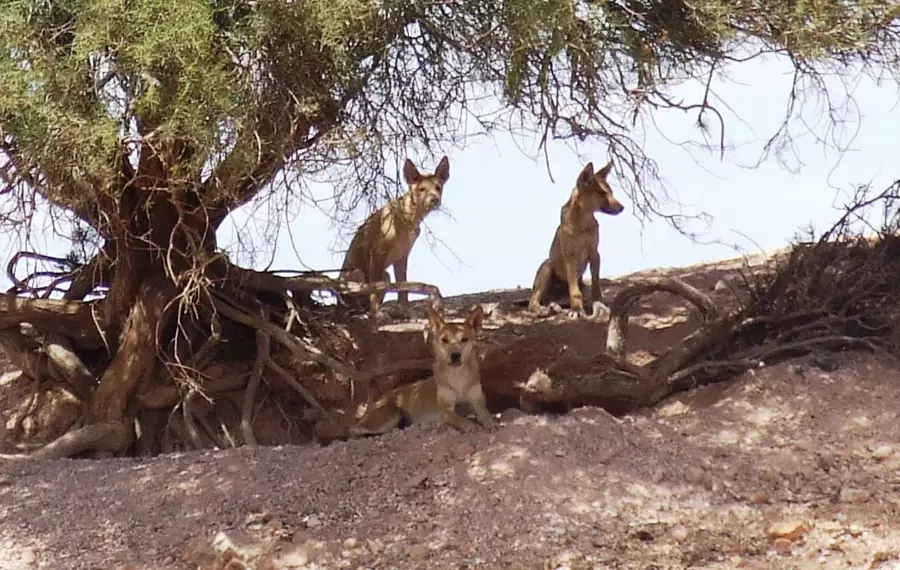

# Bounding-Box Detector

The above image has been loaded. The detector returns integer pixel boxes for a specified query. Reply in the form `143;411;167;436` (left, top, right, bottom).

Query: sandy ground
2;352;900;569
2;251;900;569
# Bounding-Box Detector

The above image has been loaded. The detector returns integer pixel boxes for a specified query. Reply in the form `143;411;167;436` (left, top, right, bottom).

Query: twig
265;360;337;429
182;390;205;450
242;325;270;447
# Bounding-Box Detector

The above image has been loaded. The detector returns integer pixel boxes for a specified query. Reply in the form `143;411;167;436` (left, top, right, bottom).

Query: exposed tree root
241;327;271;447
182;390;205;450
31;422;132;460
605;276;719;361
521;228;900;412
6;204;900;458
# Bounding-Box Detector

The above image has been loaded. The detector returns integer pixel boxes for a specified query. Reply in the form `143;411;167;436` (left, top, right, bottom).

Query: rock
749;491;771;505
245;511;270;528
342;538;359;550
847;524;864;537
265;546;311;569
453;443;475;459
714;278;729;292
305;514;322;528
657;401;689;417
685;466;705;484
767;521;808;540
871;445;893;460
211;530;267;560
407;544;429;560
406;473;428;490
839;487;871;503
670;525;689;541
774;538;793;556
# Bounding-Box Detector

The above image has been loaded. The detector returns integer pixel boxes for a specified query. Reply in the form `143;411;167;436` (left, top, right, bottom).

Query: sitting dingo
340;156;450;320
528;160;624;319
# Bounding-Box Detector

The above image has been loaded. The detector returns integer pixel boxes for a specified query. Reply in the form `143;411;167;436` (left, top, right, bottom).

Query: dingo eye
460;337;469;343
441;336;450;344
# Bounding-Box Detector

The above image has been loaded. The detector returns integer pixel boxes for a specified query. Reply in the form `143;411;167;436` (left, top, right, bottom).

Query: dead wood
30;422;132;460
605;276;719;361
513;227;900;413
223;264;445;314
7;205;900;459
43;336;95;400
0;293;104;348
242;326;271;447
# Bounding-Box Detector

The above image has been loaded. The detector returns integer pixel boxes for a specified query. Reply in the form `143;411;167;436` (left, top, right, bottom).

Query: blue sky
3;53;898;300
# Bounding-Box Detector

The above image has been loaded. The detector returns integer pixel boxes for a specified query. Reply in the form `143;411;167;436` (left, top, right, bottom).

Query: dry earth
3;250;900;570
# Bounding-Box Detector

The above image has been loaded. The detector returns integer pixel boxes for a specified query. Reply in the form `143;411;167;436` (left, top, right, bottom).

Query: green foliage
0;0;897;236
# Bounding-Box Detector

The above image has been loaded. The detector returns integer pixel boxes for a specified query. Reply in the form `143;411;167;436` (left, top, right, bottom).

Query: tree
0;0;898;458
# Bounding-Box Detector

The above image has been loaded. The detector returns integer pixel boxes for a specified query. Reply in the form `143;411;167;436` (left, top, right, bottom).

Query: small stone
685;466;705;484
453;443;475;459
342;538;358;550
729;555;744;567
657;401;689;417
18;547;37;566
268;546;310;569
774;538;793;556
211;530;266;560
714;279;729;292
847;524;864;537
839;487;871;503
406;473;428;489
408;544;429;560
670;526;689;541
749;491;771;505
305;515;321;528
871;445;893;460
767;521;808;540
245;512;270;528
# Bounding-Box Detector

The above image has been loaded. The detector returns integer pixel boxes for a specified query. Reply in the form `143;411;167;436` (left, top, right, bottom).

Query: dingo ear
576;162;595;189
464;305;485;331
427;306;444;332
403;158;423;185
434;155;450;183
596;159;613;179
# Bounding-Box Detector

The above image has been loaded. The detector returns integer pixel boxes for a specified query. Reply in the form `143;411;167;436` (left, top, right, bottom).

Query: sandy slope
2;252;900;569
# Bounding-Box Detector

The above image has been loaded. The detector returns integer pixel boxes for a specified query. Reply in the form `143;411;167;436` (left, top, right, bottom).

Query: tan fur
315;305;495;442
340;156;450;318
528;160;624;317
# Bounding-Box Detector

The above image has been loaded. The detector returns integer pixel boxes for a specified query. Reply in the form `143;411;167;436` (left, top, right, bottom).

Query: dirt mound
2;249;900;569
2;353;900;569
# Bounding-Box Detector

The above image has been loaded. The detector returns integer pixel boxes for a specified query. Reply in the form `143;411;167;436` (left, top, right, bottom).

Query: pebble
685;466;705;484
407;544;429;560
871;445;893;460
839;487;871;503
749;491;771;504
453;443;475;459
774;538;792;556
767;521;808;540
670;525;689;541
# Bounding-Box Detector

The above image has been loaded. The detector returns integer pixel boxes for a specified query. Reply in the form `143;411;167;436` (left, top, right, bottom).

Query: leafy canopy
0;0;898;241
